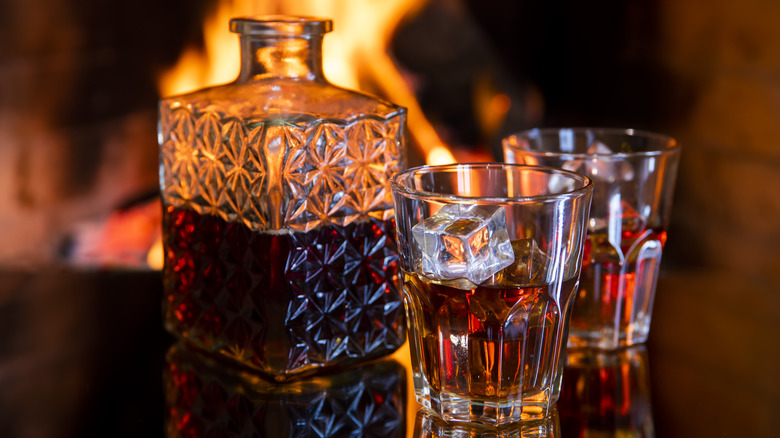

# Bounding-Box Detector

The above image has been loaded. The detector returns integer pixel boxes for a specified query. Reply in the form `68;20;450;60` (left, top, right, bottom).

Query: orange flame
156;0;455;165
151;0;463;270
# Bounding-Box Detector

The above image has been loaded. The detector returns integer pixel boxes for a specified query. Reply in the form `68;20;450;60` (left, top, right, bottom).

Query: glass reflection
164;342;407;437
413;408;560;437
558;346;654;437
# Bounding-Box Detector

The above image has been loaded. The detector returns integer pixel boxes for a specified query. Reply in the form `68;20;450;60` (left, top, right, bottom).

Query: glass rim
503;127;680;159
390;162;593;204
229;16;333;36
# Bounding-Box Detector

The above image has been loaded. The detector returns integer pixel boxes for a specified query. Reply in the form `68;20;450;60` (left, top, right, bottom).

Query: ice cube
499;238;550;285
548;159;584;193
592;199;647;251
468;292;512;324
587;140;613;155
620;200;646;233
412;204;515;285
585;141;634;182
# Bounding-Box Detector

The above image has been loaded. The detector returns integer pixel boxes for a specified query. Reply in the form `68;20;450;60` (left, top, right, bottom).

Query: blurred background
2;0;778;280
1;0;778;436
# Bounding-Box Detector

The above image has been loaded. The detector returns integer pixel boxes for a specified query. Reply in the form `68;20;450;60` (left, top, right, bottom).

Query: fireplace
1;0;779;284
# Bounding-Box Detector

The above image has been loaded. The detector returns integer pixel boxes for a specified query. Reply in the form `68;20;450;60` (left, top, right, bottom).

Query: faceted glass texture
162;207;405;376
159;17;407;379
159;108;405;231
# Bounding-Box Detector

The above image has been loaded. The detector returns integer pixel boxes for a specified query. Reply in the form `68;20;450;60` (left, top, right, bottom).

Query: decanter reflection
164;343;407;437
414;408;560;438
558;346;654;438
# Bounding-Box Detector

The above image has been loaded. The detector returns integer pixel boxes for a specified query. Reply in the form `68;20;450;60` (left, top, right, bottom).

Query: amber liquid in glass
163;205;405;379
403;270;577;421
569;222;666;348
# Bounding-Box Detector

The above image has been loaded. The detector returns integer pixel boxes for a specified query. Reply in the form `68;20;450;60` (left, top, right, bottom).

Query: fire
150;0;465;269
146;237;164;270
156;0;455;165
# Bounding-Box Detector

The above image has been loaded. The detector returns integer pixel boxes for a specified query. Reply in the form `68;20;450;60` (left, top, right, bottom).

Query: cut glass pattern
160;107;404;231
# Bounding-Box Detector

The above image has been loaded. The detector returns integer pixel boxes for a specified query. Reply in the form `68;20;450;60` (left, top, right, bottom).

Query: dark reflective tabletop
0;268;777;437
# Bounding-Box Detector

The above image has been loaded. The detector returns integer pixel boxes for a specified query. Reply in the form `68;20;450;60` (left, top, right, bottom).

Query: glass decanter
158;16;407;380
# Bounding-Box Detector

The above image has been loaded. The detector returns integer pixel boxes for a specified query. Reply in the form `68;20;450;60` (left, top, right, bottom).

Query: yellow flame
152;0;469;275
157;0;420;95
156;0;453;166
427;146;457;165
157;1;245;96
147;238;164;270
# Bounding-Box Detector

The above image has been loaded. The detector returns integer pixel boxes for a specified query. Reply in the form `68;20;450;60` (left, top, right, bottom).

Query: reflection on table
164;343;407;437
414;408;559;437
558;346;654;438
408;346;652;437
0;269;777;437
163;342;654;438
